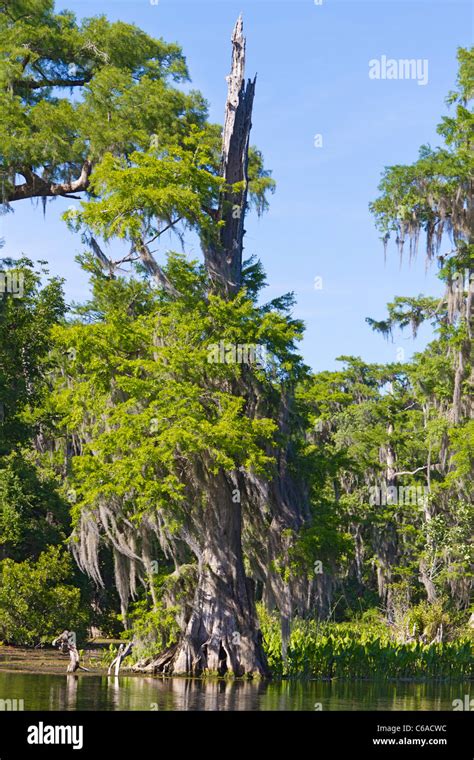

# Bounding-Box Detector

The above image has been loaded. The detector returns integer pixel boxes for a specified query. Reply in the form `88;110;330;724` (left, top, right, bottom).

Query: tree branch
14;75;92;90
7;160;92;203
145;216;183;246
393;464;440;477
134;237;181;297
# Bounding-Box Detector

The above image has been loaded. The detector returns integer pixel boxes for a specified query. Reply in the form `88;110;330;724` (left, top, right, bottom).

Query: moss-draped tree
2;6;314;676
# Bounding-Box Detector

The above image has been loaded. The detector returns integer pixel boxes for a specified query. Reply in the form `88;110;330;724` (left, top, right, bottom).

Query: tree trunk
138;470;269;677
418;559;438;604
377;424;398;608
203;15;255;296
166;17;267;677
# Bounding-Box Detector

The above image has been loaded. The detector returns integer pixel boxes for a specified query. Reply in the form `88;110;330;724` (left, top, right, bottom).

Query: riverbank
1;637;471;682
0;645;108;676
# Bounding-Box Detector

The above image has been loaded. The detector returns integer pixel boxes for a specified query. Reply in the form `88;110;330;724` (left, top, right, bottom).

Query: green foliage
0;453;68;560
0;0;275;240
259;606;473;679
69;131;223;243
0;1;197;194
123;600;180;660
296;341;473;616
366;296;442;340
370;47;473;264
0;259;65;453
405;601;453;641
48;254;305;532
0;546;89;645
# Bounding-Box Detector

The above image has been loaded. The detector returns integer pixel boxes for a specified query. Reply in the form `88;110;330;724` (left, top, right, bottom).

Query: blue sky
2;0;472;371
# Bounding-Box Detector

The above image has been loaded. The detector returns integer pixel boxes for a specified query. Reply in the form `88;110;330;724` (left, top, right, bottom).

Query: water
0;671;470;711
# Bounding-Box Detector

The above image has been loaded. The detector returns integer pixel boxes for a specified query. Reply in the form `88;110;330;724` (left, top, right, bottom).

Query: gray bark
52;630;89;673
203;15;255;296
108;641;133;675
166;17;268;677
136;468;269;677
7;161;92;202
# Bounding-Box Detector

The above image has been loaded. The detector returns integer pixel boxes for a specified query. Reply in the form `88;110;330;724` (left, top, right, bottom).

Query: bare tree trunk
108;641;133;675
203;15;255;296
450;262;473;423
377;424;398;609
418;558;438;604
451;340;468;424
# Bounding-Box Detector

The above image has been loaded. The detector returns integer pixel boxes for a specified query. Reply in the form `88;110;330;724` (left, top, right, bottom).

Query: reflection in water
109;676;121;710
65;674;78;710
0;670;469;711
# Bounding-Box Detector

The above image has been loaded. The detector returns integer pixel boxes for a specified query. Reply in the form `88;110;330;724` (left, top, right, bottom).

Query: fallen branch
52;630;90;673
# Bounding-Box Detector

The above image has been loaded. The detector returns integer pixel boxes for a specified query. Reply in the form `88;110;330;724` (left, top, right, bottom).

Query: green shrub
406;600;452;641
123;598;180;661
0;546;89;645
